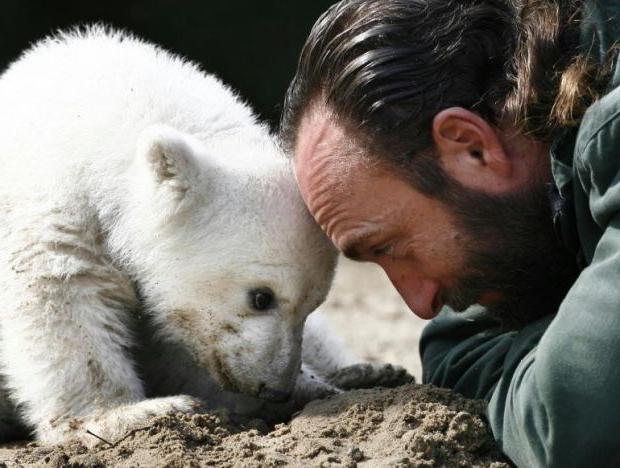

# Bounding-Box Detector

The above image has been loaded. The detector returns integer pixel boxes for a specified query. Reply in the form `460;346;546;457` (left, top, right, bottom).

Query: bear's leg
301;311;358;376
300;311;414;394
0;219;198;446
0;375;31;441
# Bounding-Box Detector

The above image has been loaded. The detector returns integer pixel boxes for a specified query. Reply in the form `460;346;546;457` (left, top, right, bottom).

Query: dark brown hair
281;0;614;196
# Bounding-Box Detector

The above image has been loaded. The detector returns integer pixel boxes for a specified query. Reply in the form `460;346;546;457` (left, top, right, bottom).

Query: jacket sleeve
420;308;552;402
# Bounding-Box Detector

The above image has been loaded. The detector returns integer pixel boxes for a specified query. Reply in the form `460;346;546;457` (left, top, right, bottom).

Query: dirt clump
1;384;510;467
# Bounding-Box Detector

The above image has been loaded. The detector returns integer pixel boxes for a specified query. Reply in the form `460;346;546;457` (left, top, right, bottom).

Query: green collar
549;128;578;198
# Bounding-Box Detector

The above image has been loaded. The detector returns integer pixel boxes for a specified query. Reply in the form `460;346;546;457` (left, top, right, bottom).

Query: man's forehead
293;109;370;237
296;109;351;170
294;108;372;191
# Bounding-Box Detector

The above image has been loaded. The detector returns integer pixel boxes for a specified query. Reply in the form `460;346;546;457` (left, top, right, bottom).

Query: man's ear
432;107;512;192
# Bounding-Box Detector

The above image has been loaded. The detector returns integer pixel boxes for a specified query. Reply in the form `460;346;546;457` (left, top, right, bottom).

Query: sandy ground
0;258;511;467
320;258;427;380
5;384;509;467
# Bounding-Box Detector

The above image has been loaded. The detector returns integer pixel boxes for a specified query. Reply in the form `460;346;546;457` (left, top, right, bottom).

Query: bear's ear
136;124;200;204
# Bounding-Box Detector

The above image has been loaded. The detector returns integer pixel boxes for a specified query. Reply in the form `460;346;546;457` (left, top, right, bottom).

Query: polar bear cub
0;28;339;444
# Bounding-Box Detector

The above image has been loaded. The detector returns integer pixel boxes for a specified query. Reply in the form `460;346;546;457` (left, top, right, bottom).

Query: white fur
0;27;342;445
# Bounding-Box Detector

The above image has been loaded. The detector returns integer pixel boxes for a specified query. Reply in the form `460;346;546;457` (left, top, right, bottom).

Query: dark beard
439;182;581;330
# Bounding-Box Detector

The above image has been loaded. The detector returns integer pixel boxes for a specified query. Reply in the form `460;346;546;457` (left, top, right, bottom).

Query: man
281;0;620;465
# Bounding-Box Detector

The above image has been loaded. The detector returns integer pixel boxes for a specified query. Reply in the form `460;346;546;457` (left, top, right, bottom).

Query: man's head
282;0;593;326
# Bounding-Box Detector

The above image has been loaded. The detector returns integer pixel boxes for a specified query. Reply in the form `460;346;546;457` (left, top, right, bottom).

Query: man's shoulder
572;0;620;164
574;82;620;176
576;86;620;154
571;77;620;240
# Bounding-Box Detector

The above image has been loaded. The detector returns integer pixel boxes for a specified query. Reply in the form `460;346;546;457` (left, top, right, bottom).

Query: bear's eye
249;287;276;311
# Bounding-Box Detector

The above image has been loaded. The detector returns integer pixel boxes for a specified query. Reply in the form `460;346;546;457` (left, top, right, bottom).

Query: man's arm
421;307;552;401
487;215;620;466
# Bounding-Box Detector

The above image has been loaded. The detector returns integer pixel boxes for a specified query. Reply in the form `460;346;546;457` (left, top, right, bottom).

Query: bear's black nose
258;386;291;402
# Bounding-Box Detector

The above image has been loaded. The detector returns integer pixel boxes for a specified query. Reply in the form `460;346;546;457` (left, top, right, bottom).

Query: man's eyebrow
342;244;362;260
341;231;378;260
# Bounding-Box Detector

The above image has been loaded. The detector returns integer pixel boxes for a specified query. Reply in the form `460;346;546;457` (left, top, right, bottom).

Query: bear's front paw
328;363;414;390
40;395;203;447
83;395;203;447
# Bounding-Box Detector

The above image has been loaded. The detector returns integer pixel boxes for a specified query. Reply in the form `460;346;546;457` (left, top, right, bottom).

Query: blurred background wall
0;0;335;128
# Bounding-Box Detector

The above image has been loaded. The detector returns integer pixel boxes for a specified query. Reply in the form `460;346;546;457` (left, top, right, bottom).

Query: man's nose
384;268;442;319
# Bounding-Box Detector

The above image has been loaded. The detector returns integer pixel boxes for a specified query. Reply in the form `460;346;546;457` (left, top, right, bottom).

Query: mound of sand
3;384;510;467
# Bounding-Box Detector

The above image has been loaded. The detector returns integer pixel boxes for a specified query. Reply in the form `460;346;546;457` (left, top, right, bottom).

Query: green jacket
420;2;620;466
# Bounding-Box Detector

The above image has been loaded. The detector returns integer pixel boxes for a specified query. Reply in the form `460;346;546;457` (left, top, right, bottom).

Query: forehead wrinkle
321;203;352;239
295;107;392;249
305;158;395;245
297;134;358;235
295;106;369;192
301;158;349;230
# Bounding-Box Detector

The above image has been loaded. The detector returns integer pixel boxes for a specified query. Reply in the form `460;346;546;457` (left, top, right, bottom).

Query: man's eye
371;245;393;257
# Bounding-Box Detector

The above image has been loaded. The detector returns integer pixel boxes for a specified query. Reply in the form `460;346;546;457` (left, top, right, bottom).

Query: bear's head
120;125;336;401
